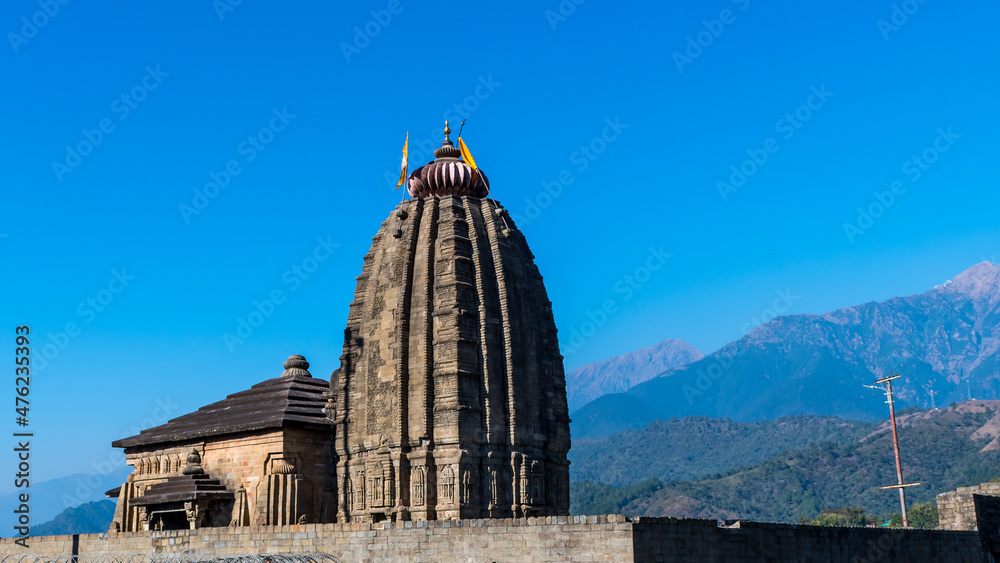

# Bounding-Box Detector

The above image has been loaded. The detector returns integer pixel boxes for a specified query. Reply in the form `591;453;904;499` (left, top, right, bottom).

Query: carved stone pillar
184;501;198;529
265;458;306;526
231;485;249;527
138;506;149;532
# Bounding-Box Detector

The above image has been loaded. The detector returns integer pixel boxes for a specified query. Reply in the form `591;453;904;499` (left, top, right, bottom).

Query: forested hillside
570;415;873;485
571;401;1000;523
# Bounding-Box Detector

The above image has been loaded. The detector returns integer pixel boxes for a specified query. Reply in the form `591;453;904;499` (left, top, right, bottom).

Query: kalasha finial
442;120;452;146
182;449;204;475
434;121;461;159
281;354;311;378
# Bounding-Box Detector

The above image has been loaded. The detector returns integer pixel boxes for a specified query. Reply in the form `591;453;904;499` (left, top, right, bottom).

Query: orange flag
458;137;478;184
395;132;409;190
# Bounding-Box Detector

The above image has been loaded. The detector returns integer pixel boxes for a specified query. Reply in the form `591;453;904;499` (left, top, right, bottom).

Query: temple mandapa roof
112;355;332;448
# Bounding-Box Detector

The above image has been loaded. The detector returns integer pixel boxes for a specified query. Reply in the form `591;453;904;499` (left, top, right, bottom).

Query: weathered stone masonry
330;195;571;523
938;481;1000;531
109;358;337;531
937;480;1000;558
1;516;989;563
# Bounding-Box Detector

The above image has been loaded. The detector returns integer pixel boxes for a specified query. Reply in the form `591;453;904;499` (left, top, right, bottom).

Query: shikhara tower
109;123;569;530
327;122;571;521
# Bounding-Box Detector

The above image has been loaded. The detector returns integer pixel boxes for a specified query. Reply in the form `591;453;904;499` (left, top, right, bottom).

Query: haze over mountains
569;262;1000;439
565;339;703;412
33;500;116;536
0;467;130;535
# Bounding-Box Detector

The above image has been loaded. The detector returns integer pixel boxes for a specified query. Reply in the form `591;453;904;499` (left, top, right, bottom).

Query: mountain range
565;339;703;412
571;400;1000;522
32;500;116;536
0;467;130;536
568;261;1000;439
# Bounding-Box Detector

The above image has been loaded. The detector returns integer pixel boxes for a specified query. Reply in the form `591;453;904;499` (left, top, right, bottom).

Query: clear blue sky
1;0;998;484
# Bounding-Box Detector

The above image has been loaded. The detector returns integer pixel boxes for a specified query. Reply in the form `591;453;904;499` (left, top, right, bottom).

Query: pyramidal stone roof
112;355;332;448
130;451;233;506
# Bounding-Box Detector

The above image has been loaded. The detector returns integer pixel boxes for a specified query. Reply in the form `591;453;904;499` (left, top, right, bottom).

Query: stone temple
8;124;1000;562
108;123;571;531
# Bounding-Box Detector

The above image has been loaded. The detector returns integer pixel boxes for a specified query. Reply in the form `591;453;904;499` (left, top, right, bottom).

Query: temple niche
108;122;571;529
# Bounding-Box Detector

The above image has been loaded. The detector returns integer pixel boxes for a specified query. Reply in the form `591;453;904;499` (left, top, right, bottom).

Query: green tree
888;501;938;529
800;507;879;527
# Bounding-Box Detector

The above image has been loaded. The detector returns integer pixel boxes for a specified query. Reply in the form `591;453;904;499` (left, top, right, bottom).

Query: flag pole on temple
458;127;509;232
395;131;409;193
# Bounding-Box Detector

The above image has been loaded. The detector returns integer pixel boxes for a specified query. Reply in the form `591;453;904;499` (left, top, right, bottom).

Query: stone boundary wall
1;516;634;562
0;515;988;563
974;494;1000;557
938;481;1000;531
632;518;985;563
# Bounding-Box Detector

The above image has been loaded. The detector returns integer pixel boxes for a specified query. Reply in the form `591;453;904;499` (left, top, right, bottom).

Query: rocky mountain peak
565;338;704;412
941;261;1000;301
571;261;1000;437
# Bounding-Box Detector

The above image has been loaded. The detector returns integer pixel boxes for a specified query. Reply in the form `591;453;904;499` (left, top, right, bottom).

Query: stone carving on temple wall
370;462;387;508
529;461;545;505
438;466;455;506
184;501;198;528
461;469;475;505
412;467;425;506
352;471;365;510
486;467;500;509
131;449;191;483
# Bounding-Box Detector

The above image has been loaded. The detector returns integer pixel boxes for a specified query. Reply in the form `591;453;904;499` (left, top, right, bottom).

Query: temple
109;355;335;530
108;123;571;531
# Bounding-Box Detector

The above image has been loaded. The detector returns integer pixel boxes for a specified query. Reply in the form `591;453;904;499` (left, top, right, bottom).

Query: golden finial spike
443;120;451;140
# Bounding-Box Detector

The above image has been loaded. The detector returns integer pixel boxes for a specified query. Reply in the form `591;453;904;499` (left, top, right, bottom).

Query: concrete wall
0;515;988;563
